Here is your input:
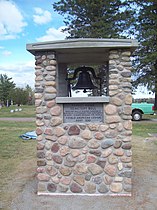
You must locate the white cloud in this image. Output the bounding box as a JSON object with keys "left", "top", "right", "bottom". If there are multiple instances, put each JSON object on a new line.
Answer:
{"left": 0, "top": 0, "right": 27, "bottom": 40}
{"left": 0, "top": 61, "right": 35, "bottom": 88}
{"left": 33, "top": 7, "right": 52, "bottom": 25}
{"left": 2, "top": 50, "right": 12, "bottom": 56}
{"left": 36, "top": 26, "right": 68, "bottom": 42}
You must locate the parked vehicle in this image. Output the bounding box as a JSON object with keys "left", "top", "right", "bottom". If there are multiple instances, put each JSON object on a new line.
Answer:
{"left": 131, "top": 103, "right": 155, "bottom": 121}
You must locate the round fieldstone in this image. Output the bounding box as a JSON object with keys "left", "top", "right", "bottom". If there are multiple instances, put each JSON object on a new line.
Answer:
{"left": 110, "top": 182, "right": 123, "bottom": 193}
{"left": 74, "top": 163, "right": 87, "bottom": 174}
{"left": 121, "top": 156, "right": 132, "bottom": 163}
{"left": 52, "top": 155, "right": 62, "bottom": 164}
{"left": 45, "top": 65, "right": 56, "bottom": 71}
{"left": 44, "top": 128, "right": 53, "bottom": 135}
{"left": 85, "top": 174, "right": 92, "bottom": 181}
{"left": 45, "top": 151, "right": 52, "bottom": 160}
{"left": 46, "top": 166, "right": 58, "bottom": 176}
{"left": 124, "top": 184, "right": 132, "bottom": 192}
{"left": 84, "top": 182, "right": 96, "bottom": 193}
{"left": 88, "top": 163, "right": 103, "bottom": 175}
{"left": 102, "top": 148, "right": 112, "bottom": 158}
{"left": 121, "top": 71, "right": 131, "bottom": 77}
{"left": 59, "top": 146, "right": 70, "bottom": 156}
{"left": 69, "top": 137, "right": 86, "bottom": 149}
{"left": 105, "top": 130, "right": 118, "bottom": 138}
{"left": 45, "top": 135, "right": 57, "bottom": 141}
{"left": 59, "top": 166, "right": 72, "bottom": 176}
{"left": 58, "top": 184, "right": 68, "bottom": 193}
{"left": 94, "top": 132, "right": 104, "bottom": 140}
{"left": 79, "top": 124, "right": 86, "bottom": 130}
{"left": 37, "top": 160, "right": 46, "bottom": 166}
{"left": 58, "top": 136, "right": 68, "bottom": 145}
{"left": 51, "top": 176, "right": 60, "bottom": 184}
{"left": 50, "top": 117, "right": 62, "bottom": 126}
{"left": 100, "top": 125, "right": 109, "bottom": 132}
{"left": 35, "top": 93, "right": 43, "bottom": 99}
{"left": 36, "top": 119, "right": 44, "bottom": 126}
{"left": 44, "top": 94, "right": 56, "bottom": 101}
{"left": 51, "top": 143, "right": 60, "bottom": 153}
{"left": 101, "top": 139, "right": 114, "bottom": 149}
{"left": 37, "top": 173, "right": 50, "bottom": 181}
{"left": 37, "top": 152, "right": 45, "bottom": 159}
{"left": 89, "top": 150, "right": 101, "bottom": 156}
{"left": 108, "top": 155, "right": 118, "bottom": 164}
{"left": 93, "top": 176, "right": 102, "bottom": 184}
{"left": 60, "top": 177, "right": 71, "bottom": 185}
{"left": 36, "top": 127, "right": 43, "bottom": 135}
{"left": 46, "top": 100, "right": 55, "bottom": 108}
{"left": 103, "top": 175, "right": 113, "bottom": 185}
{"left": 110, "top": 97, "right": 123, "bottom": 106}
{"left": 77, "top": 154, "right": 86, "bottom": 162}
{"left": 104, "top": 165, "right": 116, "bottom": 177}
{"left": 71, "top": 150, "right": 81, "bottom": 157}
{"left": 73, "top": 176, "right": 85, "bottom": 186}
{"left": 105, "top": 104, "right": 117, "bottom": 115}
{"left": 88, "top": 124, "right": 99, "bottom": 131}
{"left": 122, "top": 143, "right": 132, "bottom": 150}
{"left": 96, "top": 159, "right": 106, "bottom": 168}
{"left": 49, "top": 59, "right": 57, "bottom": 65}
{"left": 106, "top": 116, "right": 121, "bottom": 124}
{"left": 86, "top": 155, "right": 96, "bottom": 164}
{"left": 98, "top": 184, "right": 109, "bottom": 193}
{"left": 50, "top": 105, "right": 61, "bottom": 116}
{"left": 40, "top": 170, "right": 48, "bottom": 178}
{"left": 35, "top": 100, "right": 42, "bottom": 107}
{"left": 118, "top": 163, "right": 123, "bottom": 171}
{"left": 88, "top": 139, "right": 100, "bottom": 149}
{"left": 54, "top": 127, "right": 65, "bottom": 137}
{"left": 125, "top": 94, "right": 132, "bottom": 105}
{"left": 114, "top": 148, "right": 124, "bottom": 156}
{"left": 114, "top": 141, "right": 122, "bottom": 149}
{"left": 47, "top": 183, "right": 57, "bottom": 192}
{"left": 109, "top": 123, "right": 117, "bottom": 129}
{"left": 68, "top": 125, "right": 80, "bottom": 135}
{"left": 45, "top": 87, "right": 56, "bottom": 94}
{"left": 81, "top": 130, "right": 92, "bottom": 140}
{"left": 118, "top": 170, "right": 132, "bottom": 178}
{"left": 64, "top": 159, "right": 76, "bottom": 167}
{"left": 37, "top": 142, "right": 45, "bottom": 150}
{"left": 70, "top": 183, "right": 82, "bottom": 193}
{"left": 114, "top": 176, "right": 123, "bottom": 182}
{"left": 122, "top": 51, "right": 131, "bottom": 56}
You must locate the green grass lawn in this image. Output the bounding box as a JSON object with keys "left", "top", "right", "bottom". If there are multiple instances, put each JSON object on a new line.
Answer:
{"left": 0, "top": 105, "right": 35, "bottom": 118}
{"left": 132, "top": 121, "right": 157, "bottom": 137}
{"left": 0, "top": 121, "right": 36, "bottom": 194}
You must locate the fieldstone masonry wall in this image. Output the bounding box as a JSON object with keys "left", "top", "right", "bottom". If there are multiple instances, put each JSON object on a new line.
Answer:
{"left": 35, "top": 49, "right": 133, "bottom": 195}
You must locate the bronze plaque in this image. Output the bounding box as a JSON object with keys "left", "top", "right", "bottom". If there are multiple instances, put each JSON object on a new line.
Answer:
{"left": 63, "top": 103, "right": 103, "bottom": 123}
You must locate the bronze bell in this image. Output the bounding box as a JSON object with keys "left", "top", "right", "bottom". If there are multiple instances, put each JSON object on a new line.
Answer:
{"left": 73, "top": 70, "right": 97, "bottom": 93}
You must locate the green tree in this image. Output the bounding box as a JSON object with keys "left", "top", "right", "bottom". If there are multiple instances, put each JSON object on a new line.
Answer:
{"left": 0, "top": 74, "right": 15, "bottom": 106}
{"left": 9, "top": 85, "right": 34, "bottom": 105}
{"left": 129, "top": 0, "right": 157, "bottom": 108}
{"left": 53, "top": 0, "right": 133, "bottom": 38}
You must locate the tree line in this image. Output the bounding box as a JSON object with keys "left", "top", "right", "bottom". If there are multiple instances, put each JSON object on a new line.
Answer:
{"left": 53, "top": 0, "right": 157, "bottom": 109}
{"left": 0, "top": 74, "right": 34, "bottom": 107}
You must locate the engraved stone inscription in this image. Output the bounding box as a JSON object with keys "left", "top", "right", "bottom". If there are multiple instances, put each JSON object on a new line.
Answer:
{"left": 63, "top": 103, "right": 103, "bottom": 123}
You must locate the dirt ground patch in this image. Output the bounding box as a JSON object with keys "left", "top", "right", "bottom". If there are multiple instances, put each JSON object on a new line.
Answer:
{"left": 1, "top": 135, "right": 157, "bottom": 210}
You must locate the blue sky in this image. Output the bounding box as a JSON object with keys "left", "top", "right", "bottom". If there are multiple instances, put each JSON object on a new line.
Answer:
{"left": 0, "top": 0, "right": 67, "bottom": 88}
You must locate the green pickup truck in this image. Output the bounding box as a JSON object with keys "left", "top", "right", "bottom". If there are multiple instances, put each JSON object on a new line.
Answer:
{"left": 132, "top": 103, "right": 155, "bottom": 121}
